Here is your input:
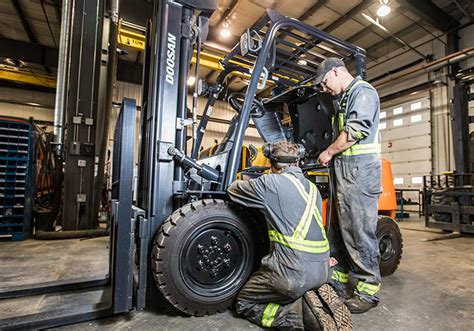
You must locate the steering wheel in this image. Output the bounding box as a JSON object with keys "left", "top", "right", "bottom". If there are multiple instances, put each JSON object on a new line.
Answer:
{"left": 227, "top": 93, "right": 265, "bottom": 118}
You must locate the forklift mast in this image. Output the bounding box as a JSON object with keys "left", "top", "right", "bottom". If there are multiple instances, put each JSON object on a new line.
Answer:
{"left": 137, "top": 0, "right": 216, "bottom": 238}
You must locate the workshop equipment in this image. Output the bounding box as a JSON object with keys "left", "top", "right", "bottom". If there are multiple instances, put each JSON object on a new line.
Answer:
{"left": 0, "top": 2, "right": 403, "bottom": 328}
{"left": 0, "top": 117, "right": 35, "bottom": 241}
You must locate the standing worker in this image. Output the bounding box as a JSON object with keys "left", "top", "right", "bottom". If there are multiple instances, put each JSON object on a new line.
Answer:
{"left": 316, "top": 58, "right": 382, "bottom": 314}
{"left": 228, "top": 141, "right": 351, "bottom": 330}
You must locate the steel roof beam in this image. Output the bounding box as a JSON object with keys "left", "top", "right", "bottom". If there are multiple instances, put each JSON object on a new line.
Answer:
{"left": 398, "top": 0, "right": 459, "bottom": 33}
{"left": 298, "top": 0, "right": 328, "bottom": 23}
{"left": 364, "top": 23, "right": 420, "bottom": 58}
{"left": 215, "top": 0, "right": 239, "bottom": 28}
{"left": 11, "top": 0, "right": 38, "bottom": 43}
{"left": 324, "top": 0, "right": 372, "bottom": 33}
{"left": 0, "top": 37, "right": 58, "bottom": 67}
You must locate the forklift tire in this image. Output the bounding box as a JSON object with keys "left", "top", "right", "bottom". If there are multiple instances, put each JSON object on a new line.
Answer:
{"left": 431, "top": 188, "right": 454, "bottom": 223}
{"left": 376, "top": 216, "right": 403, "bottom": 277}
{"left": 152, "top": 199, "right": 263, "bottom": 316}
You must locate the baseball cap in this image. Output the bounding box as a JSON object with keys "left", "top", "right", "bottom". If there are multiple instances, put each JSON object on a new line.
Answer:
{"left": 314, "top": 57, "right": 346, "bottom": 85}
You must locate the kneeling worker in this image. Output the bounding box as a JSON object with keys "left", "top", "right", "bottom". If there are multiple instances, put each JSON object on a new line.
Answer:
{"left": 228, "top": 141, "right": 350, "bottom": 330}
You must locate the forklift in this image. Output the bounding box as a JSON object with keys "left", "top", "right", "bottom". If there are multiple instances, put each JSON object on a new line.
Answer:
{"left": 0, "top": 0, "right": 402, "bottom": 328}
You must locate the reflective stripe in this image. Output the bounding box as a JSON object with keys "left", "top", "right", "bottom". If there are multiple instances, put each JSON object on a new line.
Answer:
{"left": 339, "top": 80, "right": 380, "bottom": 157}
{"left": 356, "top": 281, "right": 381, "bottom": 296}
{"left": 293, "top": 183, "right": 317, "bottom": 239}
{"left": 331, "top": 270, "right": 349, "bottom": 283}
{"left": 341, "top": 80, "right": 371, "bottom": 108}
{"left": 268, "top": 230, "right": 329, "bottom": 253}
{"left": 262, "top": 302, "right": 279, "bottom": 327}
{"left": 338, "top": 113, "right": 344, "bottom": 132}
{"left": 268, "top": 174, "right": 329, "bottom": 254}
{"left": 341, "top": 141, "right": 381, "bottom": 156}
{"left": 282, "top": 174, "right": 327, "bottom": 242}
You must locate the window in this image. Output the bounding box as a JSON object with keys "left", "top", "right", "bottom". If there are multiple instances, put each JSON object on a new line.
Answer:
{"left": 410, "top": 101, "right": 422, "bottom": 110}
{"left": 393, "top": 118, "right": 403, "bottom": 127}
{"left": 380, "top": 111, "right": 386, "bottom": 119}
{"left": 412, "top": 177, "right": 423, "bottom": 184}
{"left": 393, "top": 107, "right": 403, "bottom": 115}
{"left": 411, "top": 114, "right": 422, "bottom": 123}
{"left": 379, "top": 122, "right": 387, "bottom": 130}
{"left": 394, "top": 177, "right": 404, "bottom": 185}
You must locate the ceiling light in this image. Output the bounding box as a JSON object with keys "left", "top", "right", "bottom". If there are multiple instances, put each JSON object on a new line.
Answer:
{"left": 376, "top": 1, "right": 391, "bottom": 17}
{"left": 187, "top": 76, "right": 196, "bottom": 86}
{"left": 220, "top": 28, "right": 231, "bottom": 38}
{"left": 298, "top": 59, "right": 308, "bottom": 66}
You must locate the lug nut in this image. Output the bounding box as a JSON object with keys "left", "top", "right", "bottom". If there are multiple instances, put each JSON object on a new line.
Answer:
{"left": 197, "top": 245, "right": 204, "bottom": 254}
{"left": 223, "top": 243, "right": 231, "bottom": 252}
{"left": 223, "top": 258, "right": 230, "bottom": 268}
{"left": 210, "top": 269, "right": 218, "bottom": 278}
{"left": 211, "top": 236, "right": 218, "bottom": 245}
{"left": 197, "top": 260, "right": 204, "bottom": 271}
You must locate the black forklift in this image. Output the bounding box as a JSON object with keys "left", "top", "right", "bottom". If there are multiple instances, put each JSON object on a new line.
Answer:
{"left": 0, "top": 0, "right": 400, "bottom": 328}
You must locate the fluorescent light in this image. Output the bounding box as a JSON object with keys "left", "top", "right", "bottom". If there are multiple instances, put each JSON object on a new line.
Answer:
{"left": 298, "top": 59, "right": 307, "bottom": 65}
{"left": 187, "top": 76, "right": 196, "bottom": 86}
{"left": 220, "top": 29, "right": 231, "bottom": 38}
{"left": 377, "top": 4, "right": 391, "bottom": 17}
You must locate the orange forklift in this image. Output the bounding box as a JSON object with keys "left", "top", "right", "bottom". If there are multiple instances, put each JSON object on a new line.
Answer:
{"left": 240, "top": 146, "right": 402, "bottom": 277}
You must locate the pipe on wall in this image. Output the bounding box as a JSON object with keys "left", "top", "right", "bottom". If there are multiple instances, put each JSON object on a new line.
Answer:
{"left": 92, "top": 0, "right": 120, "bottom": 225}
{"left": 53, "top": 0, "right": 73, "bottom": 154}
{"left": 374, "top": 47, "right": 474, "bottom": 88}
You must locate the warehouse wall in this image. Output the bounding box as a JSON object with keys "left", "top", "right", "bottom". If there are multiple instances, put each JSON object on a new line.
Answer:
{"left": 366, "top": 24, "right": 473, "bottom": 209}
{"left": 0, "top": 81, "right": 264, "bottom": 158}
{"left": 0, "top": 87, "right": 55, "bottom": 128}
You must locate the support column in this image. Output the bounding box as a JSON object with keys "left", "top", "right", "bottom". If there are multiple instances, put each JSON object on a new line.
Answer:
{"left": 63, "top": 0, "right": 105, "bottom": 230}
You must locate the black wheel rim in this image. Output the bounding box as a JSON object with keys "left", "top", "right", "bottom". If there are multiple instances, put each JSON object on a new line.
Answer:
{"left": 180, "top": 218, "right": 252, "bottom": 297}
{"left": 379, "top": 233, "right": 396, "bottom": 261}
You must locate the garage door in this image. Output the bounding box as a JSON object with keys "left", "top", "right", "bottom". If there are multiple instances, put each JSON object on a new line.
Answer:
{"left": 380, "top": 94, "right": 432, "bottom": 211}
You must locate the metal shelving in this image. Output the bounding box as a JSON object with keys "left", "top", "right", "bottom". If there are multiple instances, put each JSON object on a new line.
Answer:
{"left": 0, "top": 118, "right": 35, "bottom": 241}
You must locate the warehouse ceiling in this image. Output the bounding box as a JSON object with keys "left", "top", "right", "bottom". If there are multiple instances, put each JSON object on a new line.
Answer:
{"left": 0, "top": 0, "right": 472, "bottom": 91}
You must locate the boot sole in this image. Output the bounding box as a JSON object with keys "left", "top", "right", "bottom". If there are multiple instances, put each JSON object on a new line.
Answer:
{"left": 317, "top": 284, "right": 353, "bottom": 330}
{"left": 304, "top": 291, "right": 337, "bottom": 331}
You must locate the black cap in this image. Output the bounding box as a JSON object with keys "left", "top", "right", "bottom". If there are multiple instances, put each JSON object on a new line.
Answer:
{"left": 314, "top": 57, "right": 346, "bottom": 85}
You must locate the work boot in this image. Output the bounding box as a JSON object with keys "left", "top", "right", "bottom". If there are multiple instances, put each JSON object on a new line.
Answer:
{"left": 317, "top": 284, "right": 352, "bottom": 330}
{"left": 303, "top": 291, "right": 336, "bottom": 331}
{"left": 328, "top": 281, "right": 348, "bottom": 301}
{"left": 344, "top": 296, "right": 378, "bottom": 314}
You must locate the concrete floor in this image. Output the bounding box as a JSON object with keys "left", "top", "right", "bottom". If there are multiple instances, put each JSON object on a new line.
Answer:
{"left": 0, "top": 217, "right": 473, "bottom": 330}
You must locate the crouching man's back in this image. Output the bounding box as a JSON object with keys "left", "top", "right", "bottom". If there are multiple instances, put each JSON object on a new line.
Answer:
{"left": 227, "top": 141, "right": 350, "bottom": 330}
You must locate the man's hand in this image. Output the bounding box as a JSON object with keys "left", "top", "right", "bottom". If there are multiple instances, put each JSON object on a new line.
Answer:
{"left": 317, "top": 150, "right": 333, "bottom": 166}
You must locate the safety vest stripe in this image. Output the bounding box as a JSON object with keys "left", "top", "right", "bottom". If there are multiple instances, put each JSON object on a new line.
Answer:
{"left": 292, "top": 177, "right": 314, "bottom": 239}
{"left": 282, "top": 174, "right": 323, "bottom": 224}
{"left": 294, "top": 182, "right": 317, "bottom": 239}
{"left": 282, "top": 174, "right": 327, "bottom": 241}
{"left": 282, "top": 174, "right": 318, "bottom": 235}
{"left": 299, "top": 184, "right": 317, "bottom": 238}
{"left": 268, "top": 230, "right": 329, "bottom": 253}
{"left": 262, "top": 302, "right": 279, "bottom": 327}
{"left": 341, "top": 80, "right": 371, "bottom": 108}
{"left": 331, "top": 270, "right": 349, "bottom": 283}
{"left": 356, "top": 281, "right": 381, "bottom": 296}
{"left": 339, "top": 80, "right": 381, "bottom": 157}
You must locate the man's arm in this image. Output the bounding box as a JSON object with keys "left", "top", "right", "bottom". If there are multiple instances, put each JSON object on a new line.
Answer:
{"left": 318, "top": 131, "right": 355, "bottom": 166}
{"left": 318, "top": 86, "right": 378, "bottom": 165}
{"left": 227, "top": 177, "right": 267, "bottom": 209}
